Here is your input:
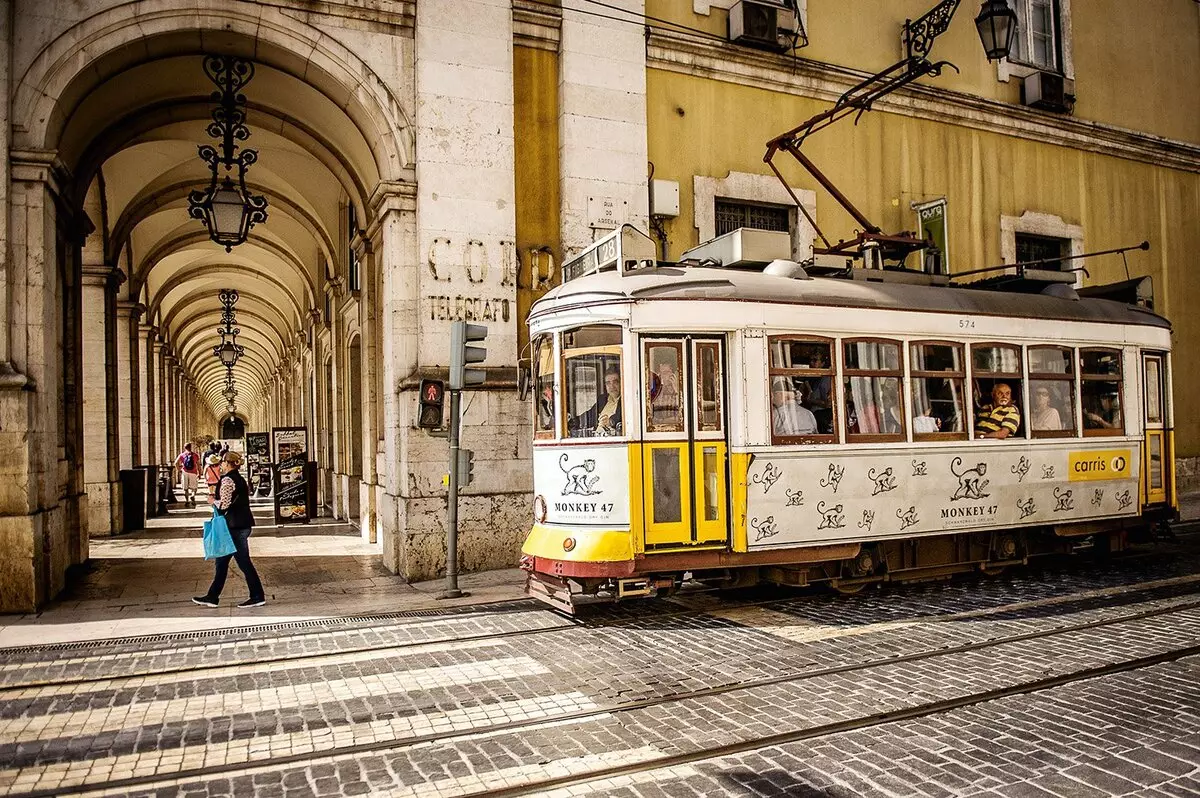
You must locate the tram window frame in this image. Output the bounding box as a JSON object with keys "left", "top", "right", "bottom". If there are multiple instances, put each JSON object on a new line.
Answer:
{"left": 767, "top": 336, "right": 838, "bottom": 445}
{"left": 842, "top": 338, "right": 905, "bottom": 443}
{"left": 532, "top": 334, "right": 557, "bottom": 441}
{"left": 909, "top": 340, "right": 968, "bottom": 441}
{"left": 644, "top": 340, "right": 686, "bottom": 434}
{"left": 694, "top": 341, "right": 724, "bottom": 434}
{"left": 970, "top": 343, "right": 1025, "bottom": 440}
{"left": 1027, "top": 345, "right": 1076, "bottom": 439}
{"left": 561, "top": 324, "right": 625, "bottom": 440}
{"left": 1081, "top": 348, "right": 1124, "bottom": 436}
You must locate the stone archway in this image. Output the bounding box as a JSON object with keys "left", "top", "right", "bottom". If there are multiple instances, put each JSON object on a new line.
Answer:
{"left": 0, "top": 1, "right": 418, "bottom": 610}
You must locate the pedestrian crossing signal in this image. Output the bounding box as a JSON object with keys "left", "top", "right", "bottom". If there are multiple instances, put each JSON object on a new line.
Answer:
{"left": 418, "top": 379, "right": 445, "bottom": 430}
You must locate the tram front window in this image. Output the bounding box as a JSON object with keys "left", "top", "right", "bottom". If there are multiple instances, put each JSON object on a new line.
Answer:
{"left": 563, "top": 324, "right": 624, "bottom": 438}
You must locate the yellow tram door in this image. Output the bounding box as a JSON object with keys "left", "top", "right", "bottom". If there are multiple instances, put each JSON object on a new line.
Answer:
{"left": 640, "top": 337, "right": 729, "bottom": 550}
{"left": 1141, "top": 352, "right": 1169, "bottom": 506}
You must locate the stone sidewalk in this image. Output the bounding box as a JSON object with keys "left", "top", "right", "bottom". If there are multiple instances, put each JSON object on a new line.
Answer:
{"left": 0, "top": 500, "right": 525, "bottom": 648}
{"left": 2, "top": 490, "right": 1197, "bottom": 650}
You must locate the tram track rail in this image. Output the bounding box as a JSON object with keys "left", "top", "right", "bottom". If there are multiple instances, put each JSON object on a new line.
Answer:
{"left": 11, "top": 581, "right": 1200, "bottom": 798}
{"left": 6, "top": 560, "right": 1200, "bottom": 695}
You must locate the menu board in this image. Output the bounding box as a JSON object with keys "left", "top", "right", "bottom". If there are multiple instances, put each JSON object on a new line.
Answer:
{"left": 245, "top": 432, "right": 271, "bottom": 497}
{"left": 271, "top": 427, "right": 310, "bottom": 524}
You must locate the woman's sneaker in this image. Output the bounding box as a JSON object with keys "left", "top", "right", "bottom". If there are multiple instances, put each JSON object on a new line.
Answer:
{"left": 191, "top": 596, "right": 219, "bottom": 607}
{"left": 237, "top": 598, "right": 266, "bottom": 608}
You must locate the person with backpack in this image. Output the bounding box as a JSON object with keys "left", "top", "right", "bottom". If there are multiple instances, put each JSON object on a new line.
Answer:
{"left": 174, "top": 442, "right": 201, "bottom": 505}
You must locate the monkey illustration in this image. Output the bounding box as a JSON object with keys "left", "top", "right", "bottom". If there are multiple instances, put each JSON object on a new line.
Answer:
{"left": 1053, "top": 487, "right": 1074, "bottom": 512}
{"left": 559, "top": 453, "right": 601, "bottom": 496}
{"left": 868, "top": 466, "right": 897, "bottom": 496}
{"left": 817, "top": 501, "right": 845, "bottom": 530}
{"left": 950, "top": 457, "right": 990, "bottom": 501}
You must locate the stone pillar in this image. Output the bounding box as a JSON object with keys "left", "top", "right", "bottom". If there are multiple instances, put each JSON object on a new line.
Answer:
{"left": 156, "top": 342, "right": 168, "bottom": 465}
{"left": 558, "top": 0, "right": 648, "bottom": 255}
{"left": 0, "top": 152, "right": 74, "bottom": 611}
{"left": 115, "top": 302, "right": 141, "bottom": 470}
{"left": 142, "top": 324, "right": 157, "bottom": 467}
{"left": 81, "top": 265, "right": 116, "bottom": 535}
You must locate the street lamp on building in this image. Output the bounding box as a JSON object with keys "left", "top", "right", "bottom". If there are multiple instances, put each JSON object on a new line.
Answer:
{"left": 187, "top": 55, "right": 268, "bottom": 252}
{"left": 974, "top": 0, "right": 1019, "bottom": 61}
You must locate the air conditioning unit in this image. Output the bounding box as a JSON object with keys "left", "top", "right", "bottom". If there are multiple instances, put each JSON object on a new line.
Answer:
{"left": 729, "top": 0, "right": 797, "bottom": 53}
{"left": 1022, "top": 71, "right": 1075, "bottom": 114}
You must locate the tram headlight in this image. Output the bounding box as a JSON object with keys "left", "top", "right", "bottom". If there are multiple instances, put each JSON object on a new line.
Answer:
{"left": 563, "top": 537, "right": 576, "bottom": 552}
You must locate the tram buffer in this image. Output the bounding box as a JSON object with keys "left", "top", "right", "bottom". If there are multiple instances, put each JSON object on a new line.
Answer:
{"left": 443, "top": 320, "right": 487, "bottom": 598}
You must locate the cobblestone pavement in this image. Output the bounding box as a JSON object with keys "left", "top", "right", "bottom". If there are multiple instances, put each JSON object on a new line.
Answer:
{"left": 1, "top": 538, "right": 1199, "bottom": 797}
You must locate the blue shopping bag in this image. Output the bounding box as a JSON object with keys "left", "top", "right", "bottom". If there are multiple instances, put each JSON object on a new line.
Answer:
{"left": 203, "top": 508, "right": 237, "bottom": 560}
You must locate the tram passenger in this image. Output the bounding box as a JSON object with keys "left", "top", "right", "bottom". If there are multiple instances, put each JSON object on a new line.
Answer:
{"left": 772, "top": 378, "right": 818, "bottom": 436}
{"left": 1031, "top": 385, "right": 1063, "bottom": 431}
{"left": 649, "top": 358, "right": 682, "bottom": 426}
{"left": 975, "top": 383, "right": 1021, "bottom": 439}
{"left": 1084, "top": 393, "right": 1121, "bottom": 430}
{"left": 570, "top": 366, "right": 622, "bottom": 437}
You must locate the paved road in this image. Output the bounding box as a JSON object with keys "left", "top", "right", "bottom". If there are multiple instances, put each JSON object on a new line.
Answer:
{"left": 1, "top": 538, "right": 1199, "bottom": 797}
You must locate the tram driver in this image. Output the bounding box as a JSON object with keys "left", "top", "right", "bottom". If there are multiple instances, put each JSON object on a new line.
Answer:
{"left": 569, "top": 366, "right": 623, "bottom": 437}
{"left": 975, "top": 382, "right": 1021, "bottom": 439}
{"left": 772, "top": 378, "right": 818, "bottom": 437}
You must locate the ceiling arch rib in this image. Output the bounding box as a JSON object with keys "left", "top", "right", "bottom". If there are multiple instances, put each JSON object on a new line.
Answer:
{"left": 174, "top": 306, "right": 291, "bottom": 365}
{"left": 135, "top": 230, "right": 316, "bottom": 313}
{"left": 155, "top": 270, "right": 305, "bottom": 336}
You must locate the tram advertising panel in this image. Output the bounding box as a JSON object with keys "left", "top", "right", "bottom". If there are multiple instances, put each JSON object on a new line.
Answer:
{"left": 271, "top": 426, "right": 311, "bottom": 524}
{"left": 743, "top": 442, "right": 1138, "bottom": 550}
{"left": 533, "top": 446, "right": 629, "bottom": 527}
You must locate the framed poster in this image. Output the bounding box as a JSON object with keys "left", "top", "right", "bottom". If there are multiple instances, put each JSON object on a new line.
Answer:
{"left": 271, "top": 427, "right": 310, "bottom": 524}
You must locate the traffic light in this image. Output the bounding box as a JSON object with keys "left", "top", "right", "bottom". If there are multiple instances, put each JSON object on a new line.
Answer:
{"left": 417, "top": 379, "right": 445, "bottom": 429}
{"left": 450, "top": 321, "right": 487, "bottom": 390}
{"left": 457, "top": 448, "right": 475, "bottom": 488}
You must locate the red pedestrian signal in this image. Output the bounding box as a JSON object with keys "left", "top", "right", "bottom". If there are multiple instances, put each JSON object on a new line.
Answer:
{"left": 418, "top": 379, "right": 445, "bottom": 430}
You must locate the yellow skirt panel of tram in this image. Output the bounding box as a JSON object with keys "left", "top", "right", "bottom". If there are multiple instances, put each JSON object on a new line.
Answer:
{"left": 730, "top": 452, "right": 751, "bottom": 553}
{"left": 522, "top": 524, "right": 635, "bottom": 563}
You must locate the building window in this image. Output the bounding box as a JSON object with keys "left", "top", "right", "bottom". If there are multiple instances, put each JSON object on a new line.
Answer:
{"left": 1015, "top": 232, "right": 1068, "bottom": 271}
{"left": 715, "top": 200, "right": 789, "bottom": 237}
{"left": 1010, "top": 0, "right": 1061, "bottom": 71}
{"left": 347, "top": 204, "right": 361, "bottom": 293}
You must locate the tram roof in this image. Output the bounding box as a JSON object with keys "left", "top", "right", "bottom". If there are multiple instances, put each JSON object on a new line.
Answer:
{"left": 535, "top": 267, "right": 1171, "bottom": 330}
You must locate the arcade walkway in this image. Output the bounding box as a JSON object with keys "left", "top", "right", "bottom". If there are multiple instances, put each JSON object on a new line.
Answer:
{"left": 0, "top": 501, "right": 522, "bottom": 647}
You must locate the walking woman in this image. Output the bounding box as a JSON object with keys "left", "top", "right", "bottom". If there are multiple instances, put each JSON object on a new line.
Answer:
{"left": 192, "top": 451, "right": 266, "bottom": 608}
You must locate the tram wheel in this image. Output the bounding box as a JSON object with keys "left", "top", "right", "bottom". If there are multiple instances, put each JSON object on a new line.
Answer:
{"left": 979, "top": 564, "right": 1007, "bottom": 577}
{"left": 832, "top": 581, "right": 868, "bottom": 595}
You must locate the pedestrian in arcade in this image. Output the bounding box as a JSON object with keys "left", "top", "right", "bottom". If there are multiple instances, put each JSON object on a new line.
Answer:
{"left": 174, "top": 442, "right": 201, "bottom": 505}
{"left": 192, "top": 451, "right": 266, "bottom": 608}
{"left": 203, "top": 453, "right": 222, "bottom": 505}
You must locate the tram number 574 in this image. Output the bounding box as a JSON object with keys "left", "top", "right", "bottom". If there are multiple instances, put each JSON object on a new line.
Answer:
{"left": 959, "top": 318, "right": 976, "bottom": 329}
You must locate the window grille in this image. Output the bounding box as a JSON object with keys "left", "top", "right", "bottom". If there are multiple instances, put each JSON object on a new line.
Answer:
{"left": 715, "top": 200, "right": 789, "bottom": 237}
{"left": 1015, "top": 233, "right": 1068, "bottom": 271}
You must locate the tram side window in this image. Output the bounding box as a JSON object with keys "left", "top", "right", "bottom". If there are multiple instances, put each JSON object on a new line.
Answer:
{"left": 843, "top": 339, "right": 904, "bottom": 441}
{"left": 1081, "top": 348, "right": 1123, "bottom": 435}
{"left": 563, "top": 325, "right": 624, "bottom": 438}
{"left": 767, "top": 338, "right": 836, "bottom": 443}
{"left": 1028, "top": 346, "right": 1076, "bottom": 437}
{"left": 910, "top": 342, "right": 967, "bottom": 440}
{"left": 645, "top": 341, "right": 684, "bottom": 432}
{"left": 533, "top": 335, "right": 556, "bottom": 438}
{"left": 971, "top": 344, "right": 1024, "bottom": 439}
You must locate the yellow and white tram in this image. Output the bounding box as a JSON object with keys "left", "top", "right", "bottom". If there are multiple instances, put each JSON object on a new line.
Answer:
{"left": 519, "top": 226, "right": 1176, "bottom": 612}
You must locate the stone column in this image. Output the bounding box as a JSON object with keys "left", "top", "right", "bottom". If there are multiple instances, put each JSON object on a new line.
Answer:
{"left": 0, "top": 152, "right": 74, "bottom": 610}
{"left": 81, "top": 265, "right": 115, "bottom": 535}
{"left": 156, "top": 343, "right": 168, "bottom": 465}
{"left": 142, "top": 324, "right": 157, "bottom": 467}
{"left": 115, "top": 302, "right": 142, "bottom": 470}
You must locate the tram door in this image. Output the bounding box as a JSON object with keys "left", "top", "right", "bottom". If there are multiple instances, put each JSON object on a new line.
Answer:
{"left": 1142, "top": 352, "right": 1169, "bottom": 505}
{"left": 640, "top": 337, "right": 729, "bottom": 549}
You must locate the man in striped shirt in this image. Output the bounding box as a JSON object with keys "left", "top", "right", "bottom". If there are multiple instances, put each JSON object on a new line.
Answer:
{"left": 975, "top": 383, "right": 1021, "bottom": 439}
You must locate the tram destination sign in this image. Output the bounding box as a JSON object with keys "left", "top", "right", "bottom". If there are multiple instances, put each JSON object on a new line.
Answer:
{"left": 562, "top": 225, "right": 658, "bottom": 284}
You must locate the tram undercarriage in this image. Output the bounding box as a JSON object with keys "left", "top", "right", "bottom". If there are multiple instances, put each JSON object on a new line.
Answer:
{"left": 522, "top": 517, "right": 1171, "bottom": 614}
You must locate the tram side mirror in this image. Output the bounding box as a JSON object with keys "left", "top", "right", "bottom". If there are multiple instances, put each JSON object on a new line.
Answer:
{"left": 517, "top": 361, "right": 531, "bottom": 401}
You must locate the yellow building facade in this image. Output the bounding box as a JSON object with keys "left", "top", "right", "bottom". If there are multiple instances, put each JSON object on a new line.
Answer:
{"left": 514, "top": 0, "right": 1200, "bottom": 465}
